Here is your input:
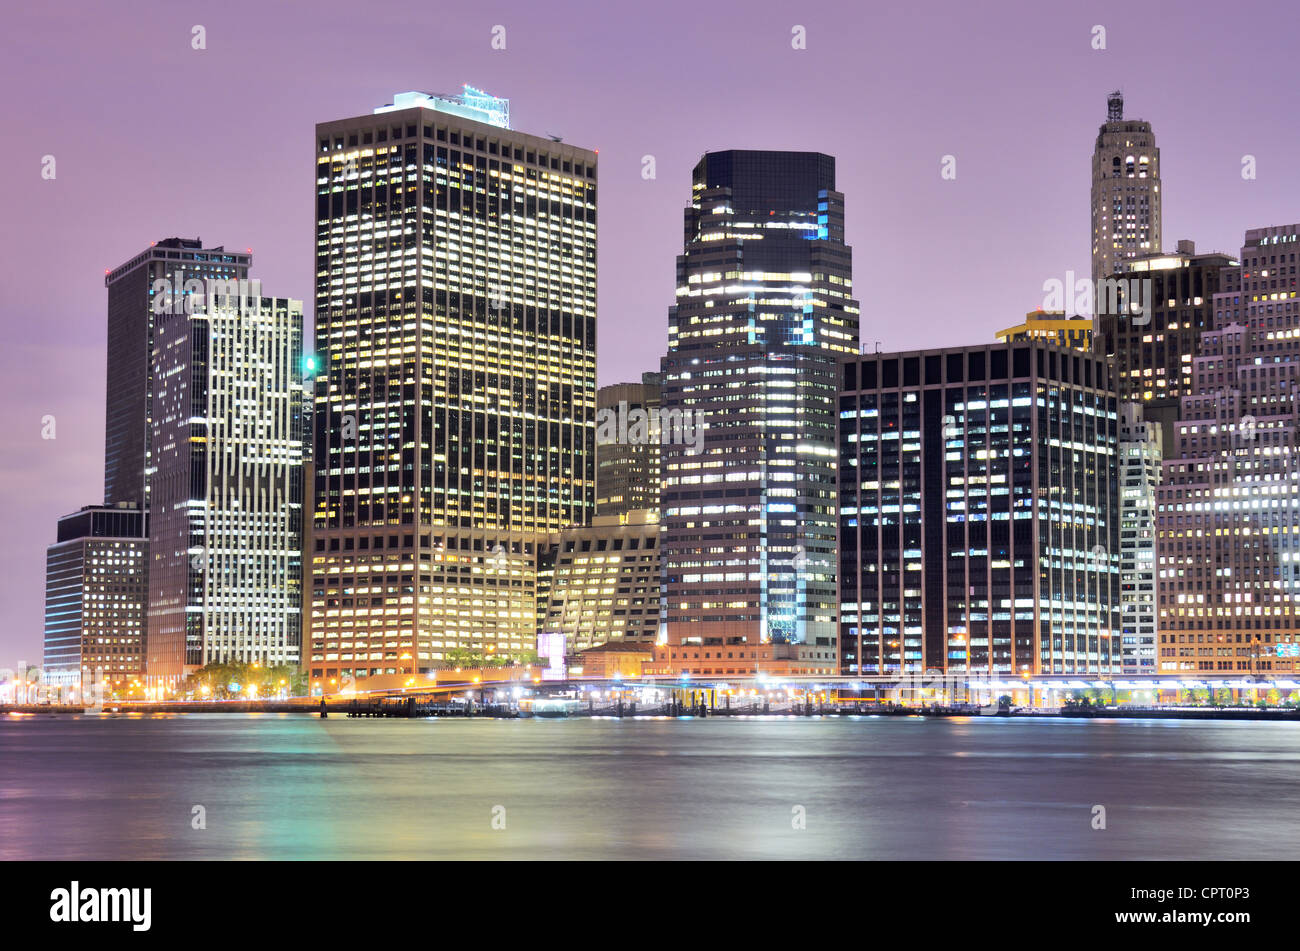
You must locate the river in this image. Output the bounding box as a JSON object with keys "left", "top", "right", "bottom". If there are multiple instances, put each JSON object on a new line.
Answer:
{"left": 2, "top": 713, "right": 1297, "bottom": 860}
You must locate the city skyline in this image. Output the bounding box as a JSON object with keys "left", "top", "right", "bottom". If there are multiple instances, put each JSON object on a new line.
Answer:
{"left": 4, "top": 0, "right": 1300, "bottom": 661}
{"left": 7, "top": 1, "right": 1300, "bottom": 887}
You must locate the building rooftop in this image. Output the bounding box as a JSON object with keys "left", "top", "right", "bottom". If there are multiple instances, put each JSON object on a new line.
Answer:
{"left": 375, "top": 85, "right": 509, "bottom": 129}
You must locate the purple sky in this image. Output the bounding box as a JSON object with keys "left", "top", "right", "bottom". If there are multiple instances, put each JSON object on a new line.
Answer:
{"left": 1, "top": 0, "right": 1297, "bottom": 662}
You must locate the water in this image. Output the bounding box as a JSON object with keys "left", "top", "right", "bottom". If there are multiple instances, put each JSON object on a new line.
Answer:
{"left": 2, "top": 713, "right": 1298, "bottom": 860}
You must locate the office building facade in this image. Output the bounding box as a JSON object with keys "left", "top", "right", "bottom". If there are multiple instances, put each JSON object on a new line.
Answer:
{"left": 839, "top": 342, "right": 1121, "bottom": 676}
{"left": 104, "top": 238, "right": 251, "bottom": 510}
{"left": 1095, "top": 241, "right": 1237, "bottom": 451}
{"left": 147, "top": 285, "right": 305, "bottom": 685}
{"left": 1156, "top": 225, "right": 1300, "bottom": 675}
{"left": 596, "top": 373, "right": 663, "bottom": 517}
{"left": 43, "top": 503, "right": 148, "bottom": 693}
{"left": 1117, "top": 403, "right": 1161, "bottom": 674}
{"left": 537, "top": 509, "right": 661, "bottom": 654}
{"left": 658, "top": 150, "right": 859, "bottom": 675}
{"left": 310, "top": 87, "right": 597, "bottom": 684}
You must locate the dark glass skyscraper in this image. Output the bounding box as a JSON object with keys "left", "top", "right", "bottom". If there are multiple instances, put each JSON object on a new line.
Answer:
{"left": 658, "top": 151, "right": 858, "bottom": 675}
{"left": 839, "top": 342, "right": 1121, "bottom": 676}
{"left": 103, "top": 238, "right": 251, "bottom": 510}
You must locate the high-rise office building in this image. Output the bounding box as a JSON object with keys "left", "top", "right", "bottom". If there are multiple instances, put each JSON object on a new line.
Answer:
{"left": 1095, "top": 240, "right": 1237, "bottom": 451}
{"left": 1117, "top": 403, "right": 1161, "bottom": 674}
{"left": 996, "top": 310, "right": 1093, "bottom": 350}
{"left": 1091, "top": 91, "right": 1161, "bottom": 285}
{"left": 43, "top": 503, "right": 148, "bottom": 694}
{"left": 146, "top": 284, "right": 305, "bottom": 686}
{"left": 659, "top": 150, "right": 859, "bottom": 675}
{"left": 1156, "top": 224, "right": 1300, "bottom": 675}
{"left": 104, "top": 238, "right": 251, "bottom": 510}
{"left": 310, "top": 87, "right": 597, "bottom": 685}
{"left": 596, "top": 373, "right": 662, "bottom": 516}
{"left": 838, "top": 342, "right": 1121, "bottom": 676}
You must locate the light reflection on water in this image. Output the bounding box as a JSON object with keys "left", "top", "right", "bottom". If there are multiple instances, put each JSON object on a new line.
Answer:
{"left": 2, "top": 713, "right": 1298, "bottom": 860}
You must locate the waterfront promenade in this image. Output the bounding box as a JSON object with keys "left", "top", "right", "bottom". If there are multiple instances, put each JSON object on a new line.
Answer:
{"left": 6, "top": 698, "right": 1300, "bottom": 722}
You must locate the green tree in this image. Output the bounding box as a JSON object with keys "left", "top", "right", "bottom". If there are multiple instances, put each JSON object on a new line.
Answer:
{"left": 183, "top": 661, "right": 308, "bottom": 699}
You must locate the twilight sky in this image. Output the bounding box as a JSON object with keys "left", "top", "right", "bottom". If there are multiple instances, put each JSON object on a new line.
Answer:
{"left": 1, "top": 0, "right": 1297, "bottom": 662}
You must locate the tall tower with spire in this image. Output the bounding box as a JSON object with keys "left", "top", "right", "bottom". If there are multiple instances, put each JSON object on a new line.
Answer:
{"left": 1091, "top": 91, "right": 1162, "bottom": 284}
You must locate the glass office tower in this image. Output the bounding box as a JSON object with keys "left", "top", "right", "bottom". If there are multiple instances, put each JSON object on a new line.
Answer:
{"left": 658, "top": 150, "right": 858, "bottom": 675}
{"left": 839, "top": 342, "right": 1121, "bottom": 676}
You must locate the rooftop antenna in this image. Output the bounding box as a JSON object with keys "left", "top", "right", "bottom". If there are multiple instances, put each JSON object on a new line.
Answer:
{"left": 1107, "top": 90, "right": 1123, "bottom": 122}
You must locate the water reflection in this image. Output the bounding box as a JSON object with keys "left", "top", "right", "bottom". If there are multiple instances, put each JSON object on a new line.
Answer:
{"left": 2, "top": 714, "right": 1298, "bottom": 860}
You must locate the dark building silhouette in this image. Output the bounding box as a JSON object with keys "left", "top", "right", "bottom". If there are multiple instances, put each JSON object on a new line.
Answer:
{"left": 1095, "top": 240, "right": 1237, "bottom": 452}
{"left": 596, "top": 372, "right": 662, "bottom": 517}
{"left": 103, "top": 238, "right": 250, "bottom": 510}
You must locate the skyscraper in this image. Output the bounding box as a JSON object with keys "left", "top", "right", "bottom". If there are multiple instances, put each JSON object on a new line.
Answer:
{"left": 310, "top": 87, "right": 597, "bottom": 686}
{"left": 103, "top": 239, "right": 251, "bottom": 510}
{"left": 658, "top": 150, "right": 858, "bottom": 675}
{"left": 146, "top": 283, "right": 305, "bottom": 686}
{"left": 1095, "top": 241, "right": 1237, "bottom": 451}
{"left": 838, "top": 342, "right": 1121, "bottom": 676}
{"left": 595, "top": 373, "right": 662, "bottom": 516}
{"left": 43, "top": 503, "right": 148, "bottom": 695}
{"left": 1156, "top": 225, "right": 1300, "bottom": 676}
{"left": 1117, "top": 403, "right": 1161, "bottom": 674}
{"left": 1091, "top": 91, "right": 1161, "bottom": 285}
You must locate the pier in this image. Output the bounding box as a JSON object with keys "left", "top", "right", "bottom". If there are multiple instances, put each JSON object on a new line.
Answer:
{"left": 344, "top": 696, "right": 518, "bottom": 718}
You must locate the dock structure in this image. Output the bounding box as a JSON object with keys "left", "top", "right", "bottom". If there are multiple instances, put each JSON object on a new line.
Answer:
{"left": 344, "top": 696, "right": 519, "bottom": 718}
{"left": 308, "top": 670, "right": 1300, "bottom": 721}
